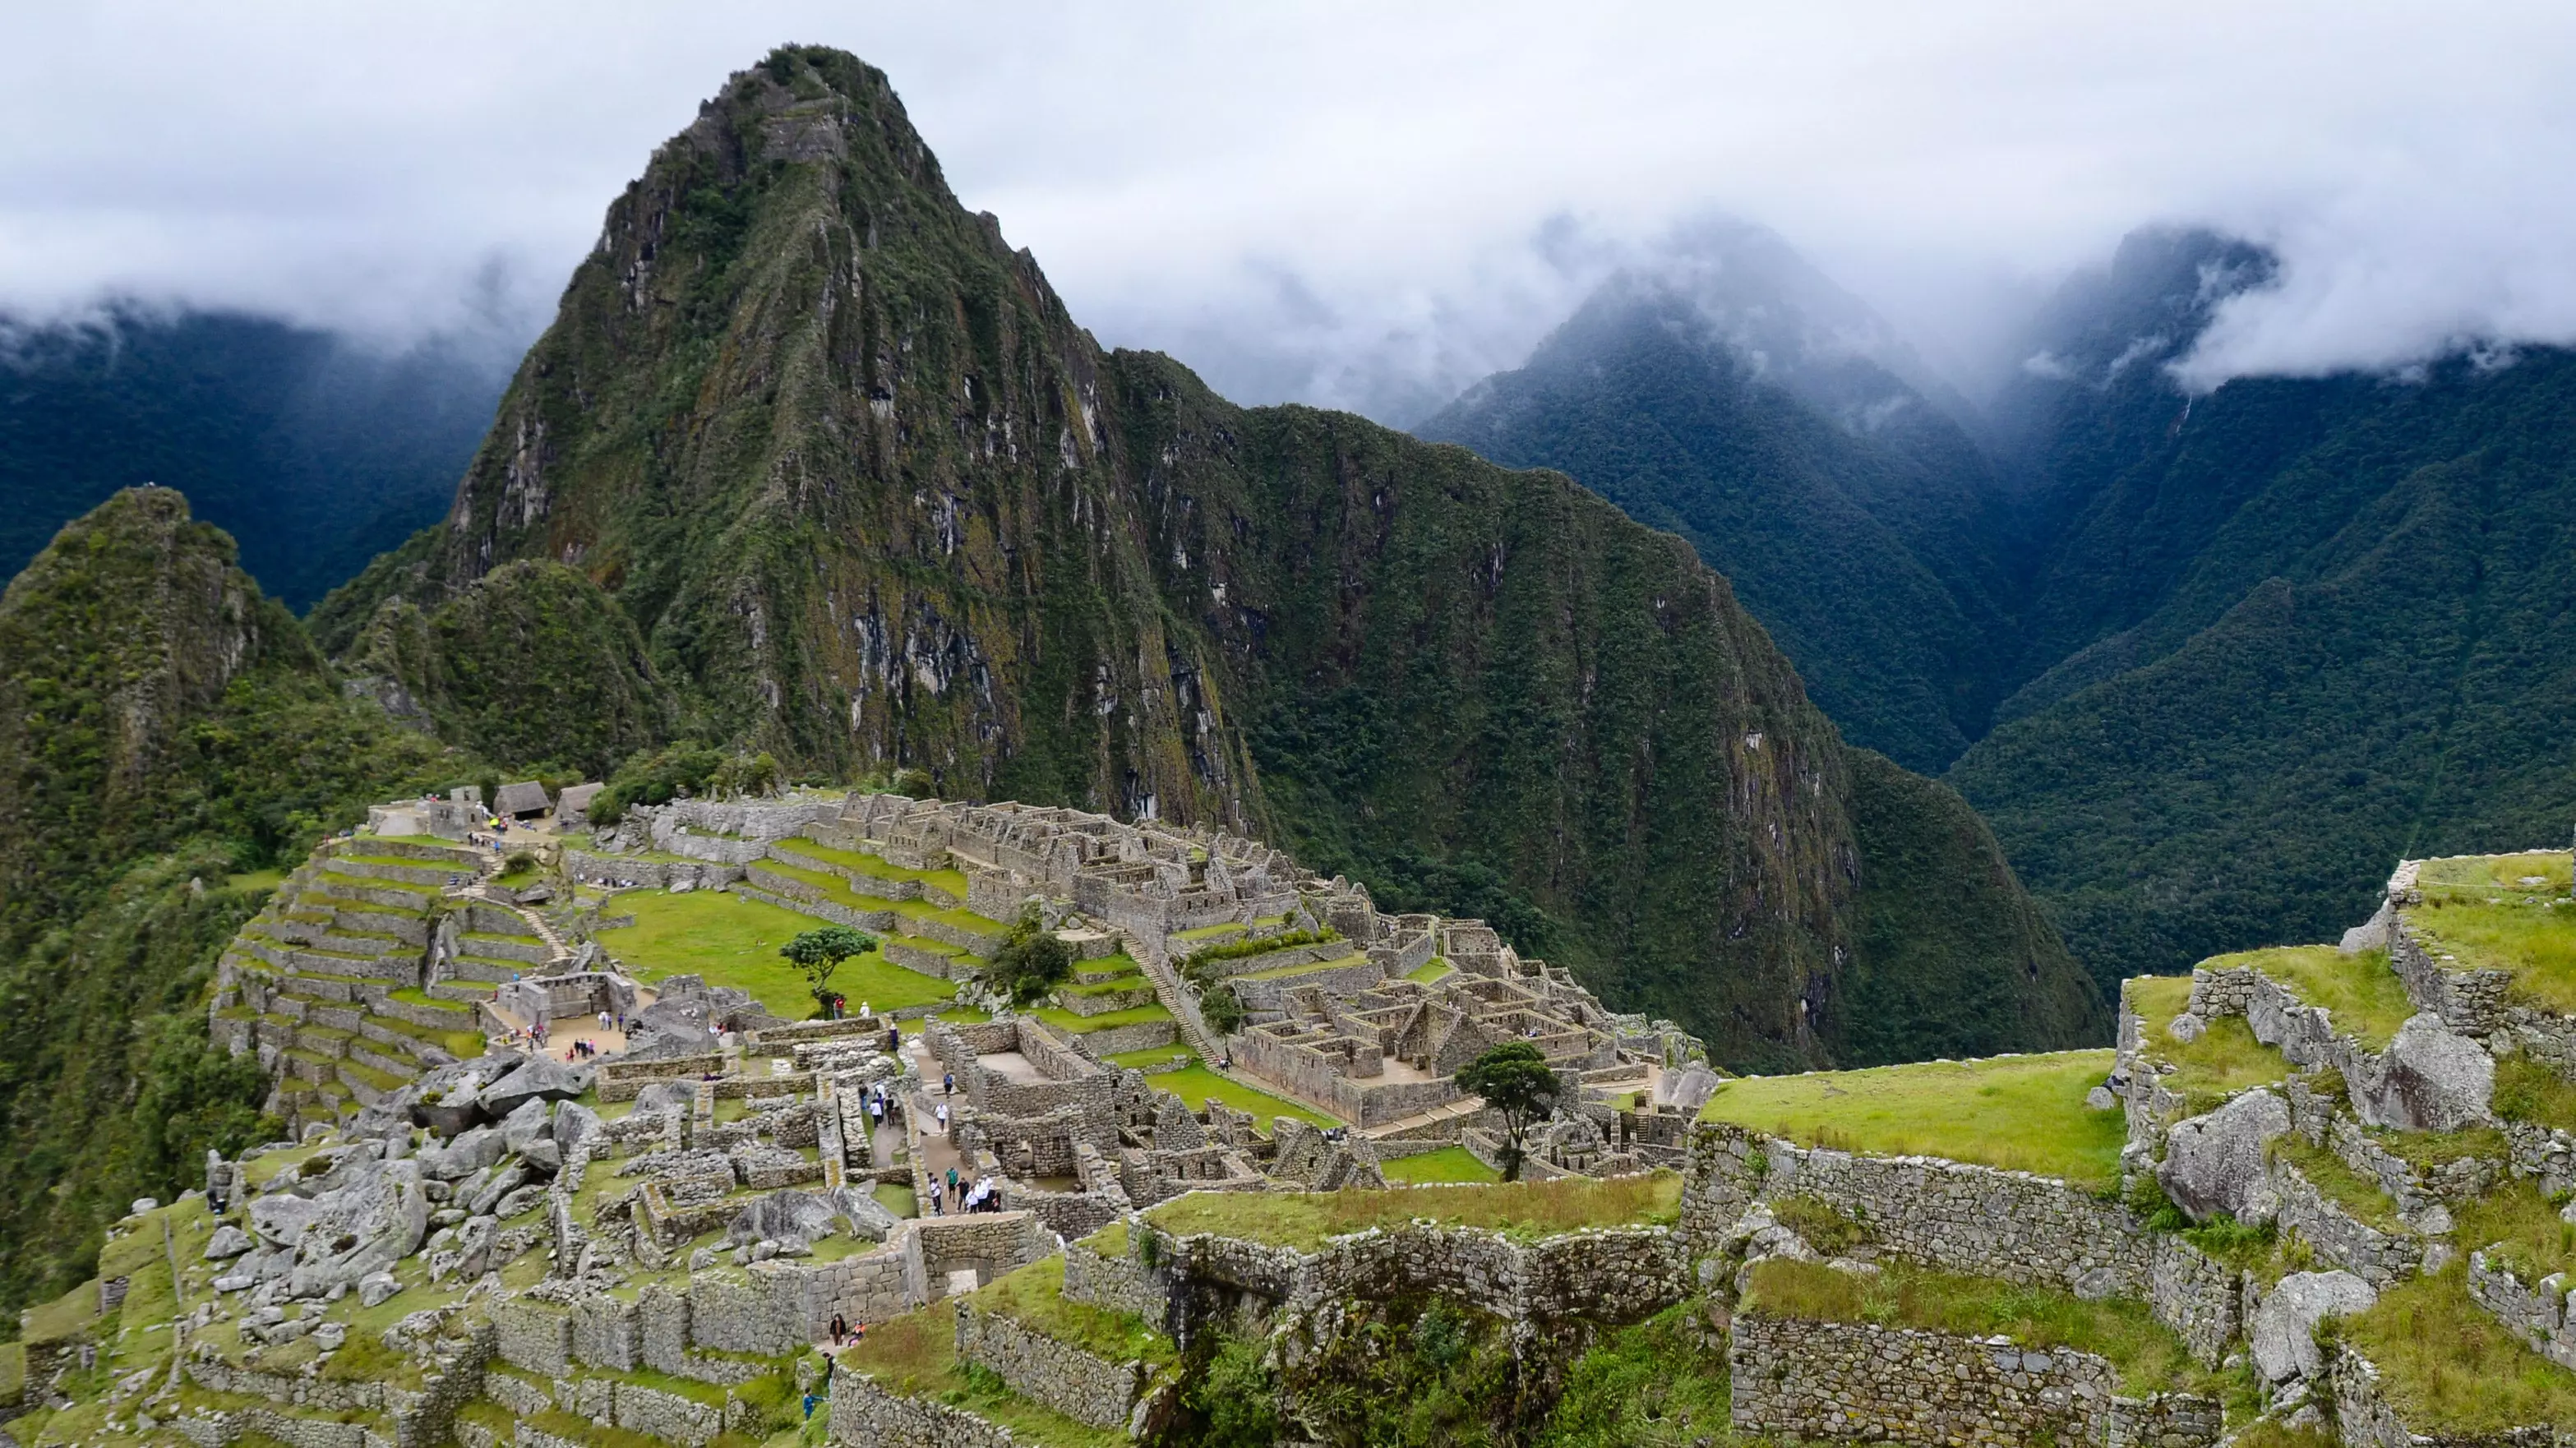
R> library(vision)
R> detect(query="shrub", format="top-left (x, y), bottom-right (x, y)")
top-left (986, 906), bottom-right (1074, 1005)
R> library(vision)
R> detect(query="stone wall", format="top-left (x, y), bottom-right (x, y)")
top-left (954, 1298), bottom-right (1152, 1431)
top-left (1729, 1313), bottom-right (2221, 1448)
top-left (826, 1371), bottom-right (1017, 1448)
top-left (1062, 1234), bottom-right (1158, 1321)
top-left (2269, 1160), bottom-right (2424, 1287)
top-left (2389, 917), bottom-right (2514, 1037)
top-left (2468, 1248), bottom-right (2576, 1372)
top-left (562, 848), bottom-right (744, 892)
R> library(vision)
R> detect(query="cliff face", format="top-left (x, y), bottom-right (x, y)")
top-left (315, 46), bottom-right (2099, 1067)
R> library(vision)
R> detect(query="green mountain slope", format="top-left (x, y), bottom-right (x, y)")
top-left (0, 488), bottom-right (465, 1312)
top-left (1953, 230), bottom-right (2576, 990)
top-left (0, 307), bottom-right (510, 609)
top-left (313, 45), bottom-right (2101, 1070)
top-left (1416, 270), bottom-right (2025, 772)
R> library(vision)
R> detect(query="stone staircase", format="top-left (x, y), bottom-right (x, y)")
top-left (1132, 934), bottom-right (1226, 1064)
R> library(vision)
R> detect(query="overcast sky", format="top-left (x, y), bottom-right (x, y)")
top-left (4, 2), bottom-right (2573, 420)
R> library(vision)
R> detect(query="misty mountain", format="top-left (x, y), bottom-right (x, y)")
top-left (1952, 228), bottom-right (2576, 993)
top-left (310, 44), bottom-right (2099, 1072)
top-left (0, 306), bottom-right (515, 608)
top-left (1416, 229), bottom-right (2028, 772)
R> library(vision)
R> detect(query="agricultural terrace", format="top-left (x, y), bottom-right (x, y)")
top-left (2390, 860), bottom-right (2576, 1010)
top-left (1697, 1049), bottom-right (2124, 1190)
top-left (597, 888), bottom-right (956, 1019)
top-left (1142, 1170), bottom-right (1681, 1252)
top-left (2203, 944), bottom-right (2417, 1049)
top-left (2125, 975), bottom-right (2287, 1114)
top-left (1741, 1257), bottom-right (2214, 1397)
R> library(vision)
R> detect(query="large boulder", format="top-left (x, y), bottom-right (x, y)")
top-left (727, 1190), bottom-right (839, 1250)
top-left (553, 1101), bottom-right (602, 1163)
top-left (480, 1057), bottom-right (593, 1118)
top-left (828, 1185), bottom-right (902, 1243)
top-left (202, 1224), bottom-right (255, 1261)
top-left (417, 1125), bottom-right (505, 1182)
top-left (2251, 1271), bottom-right (2377, 1381)
top-left (2351, 1015), bottom-right (2494, 1132)
top-left (284, 1159), bottom-right (430, 1298)
top-left (501, 1097), bottom-right (555, 1156)
top-left (631, 1081), bottom-right (695, 1116)
top-left (2158, 1088), bottom-right (2291, 1224)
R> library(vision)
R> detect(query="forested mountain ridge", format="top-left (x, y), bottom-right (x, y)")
top-left (0, 487), bottom-right (464, 1315)
top-left (0, 307), bottom-right (510, 608)
top-left (1950, 231), bottom-right (2576, 994)
top-left (1416, 254), bottom-right (2027, 773)
top-left (309, 45), bottom-right (2103, 1072)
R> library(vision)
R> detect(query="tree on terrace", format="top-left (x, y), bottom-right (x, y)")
top-left (780, 925), bottom-right (876, 1017)
top-left (1456, 1042), bottom-right (1563, 1182)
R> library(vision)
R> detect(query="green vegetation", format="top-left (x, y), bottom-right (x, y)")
top-left (2126, 975), bottom-right (2287, 1112)
top-left (773, 837), bottom-right (970, 902)
top-left (1027, 1003), bottom-right (1175, 1035)
top-left (986, 906), bottom-right (1075, 1005)
top-left (2213, 944), bottom-right (2416, 1049)
top-left (1535, 1298), bottom-right (1732, 1448)
top-left (2494, 1055), bottom-right (2576, 1131)
top-left (1178, 927), bottom-right (1340, 977)
top-left (2269, 1137), bottom-right (2403, 1231)
top-left (598, 890), bottom-right (950, 1018)
top-left (1380, 1146), bottom-right (1503, 1185)
top-left (1457, 1042), bottom-right (1563, 1181)
top-left (2454, 1178), bottom-right (2576, 1284)
top-left (1742, 1257), bottom-right (2209, 1395)
top-left (1142, 1065), bottom-right (1337, 1132)
top-left (2405, 897), bottom-right (2576, 1014)
top-left (2416, 850), bottom-right (2573, 899)
top-left (779, 924), bottom-right (878, 1013)
top-left (2340, 1264), bottom-right (2576, 1434)
top-left (967, 1256), bottom-right (1173, 1367)
top-left (838, 1303), bottom-right (1124, 1448)
top-left (1145, 1170), bottom-right (1680, 1252)
top-left (1698, 1049), bottom-right (2125, 1189)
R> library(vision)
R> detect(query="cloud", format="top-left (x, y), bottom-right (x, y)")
top-left (2, 2), bottom-right (2574, 417)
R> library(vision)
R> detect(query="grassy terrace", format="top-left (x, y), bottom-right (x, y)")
top-left (1145, 1170), bottom-right (1679, 1252)
top-left (2495, 1056), bottom-right (2576, 1132)
top-left (2269, 1136), bottom-right (2402, 1230)
top-left (2126, 976), bottom-right (2287, 1114)
top-left (2458, 1178), bottom-right (2576, 1284)
top-left (1239, 951), bottom-right (1373, 981)
top-left (2343, 1264), bottom-right (2576, 1435)
top-left (2415, 850), bottom-right (2573, 899)
top-left (2405, 892), bottom-right (2576, 1014)
top-left (1741, 1257), bottom-right (2211, 1396)
top-left (970, 1255), bottom-right (1175, 1366)
top-left (1380, 1146), bottom-right (1502, 1184)
top-left (598, 889), bottom-right (955, 1019)
top-left (2209, 944), bottom-right (2417, 1049)
top-left (1697, 1050), bottom-right (2125, 1190)
top-left (840, 1302), bottom-right (1124, 1448)
top-left (773, 836), bottom-right (972, 902)
top-left (759, 857), bottom-right (1006, 939)
top-left (1029, 1002), bottom-right (1173, 1035)
top-left (1147, 1063), bottom-right (1338, 1132)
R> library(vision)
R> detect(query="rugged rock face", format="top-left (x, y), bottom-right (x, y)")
top-left (304, 47), bottom-right (2099, 1069)
top-left (2158, 1087), bottom-right (2291, 1223)
top-left (2250, 1270), bottom-right (2376, 1383)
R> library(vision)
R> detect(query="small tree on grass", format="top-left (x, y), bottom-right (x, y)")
top-left (1200, 980), bottom-right (1247, 1036)
top-left (987, 905), bottom-right (1075, 1005)
top-left (781, 925), bottom-right (876, 1017)
top-left (1456, 1041), bottom-right (1562, 1182)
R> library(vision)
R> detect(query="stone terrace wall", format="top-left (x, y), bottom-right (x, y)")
top-left (1062, 1234), bottom-right (1158, 1321)
top-left (2389, 917), bottom-right (2514, 1037)
top-left (1729, 1314), bottom-right (2222, 1448)
top-left (827, 1371), bottom-right (1016, 1448)
top-left (1139, 1217), bottom-right (1692, 1332)
top-left (954, 1298), bottom-right (1153, 1431)
top-left (1689, 1123), bottom-right (2154, 1295)
top-left (2468, 1249), bottom-right (2576, 1372)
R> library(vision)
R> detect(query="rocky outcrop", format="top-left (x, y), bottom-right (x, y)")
top-left (2158, 1089), bottom-right (2290, 1223)
top-left (2249, 1270), bottom-right (2376, 1384)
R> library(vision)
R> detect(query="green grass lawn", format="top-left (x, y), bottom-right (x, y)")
top-left (2209, 944), bottom-right (2417, 1049)
top-left (224, 867), bottom-right (287, 893)
top-left (1741, 1257), bottom-right (2209, 1396)
top-left (2495, 1056), bottom-right (2576, 1132)
top-left (1029, 1003), bottom-right (1174, 1035)
top-left (2269, 1136), bottom-right (2403, 1230)
top-left (1380, 1146), bottom-right (1501, 1184)
top-left (2416, 850), bottom-right (2573, 900)
top-left (598, 889), bottom-right (954, 1018)
top-left (1151, 1063), bottom-right (1339, 1132)
top-left (762, 858), bottom-right (1007, 939)
top-left (839, 1303), bottom-right (1125, 1448)
top-left (2126, 976), bottom-right (2287, 1113)
top-left (2456, 1178), bottom-right (2576, 1284)
top-left (969, 1256), bottom-right (1175, 1366)
top-left (774, 836), bottom-right (972, 902)
top-left (1146, 1171), bottom-right (1679, 1252)
top-left (1102, 1045), bottom-right (1192, 1072)
top-left (1698, 1049), bottom-right (2124, 1189)
top-left (2405, 897), bottom-right (2576, 1014)
top-left (2342, 1264), bottom-right (2576, 1435)
top-left (1405, 957), bottom-right (1454, 984)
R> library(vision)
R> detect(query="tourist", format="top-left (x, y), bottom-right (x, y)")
top-left (945, 1166), bottom-right (958, 1202)
top-left (859, 1000), bottom-right (870, 1021)
top-left (598, 1010), bottom-right (612, 1032)
top-left (934, 1100), bottom-right (948, 1130)
top-left (942, 1072), bottom-right (953, 1096)
top-left (829, 1312), bottom-right (849, 1347)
